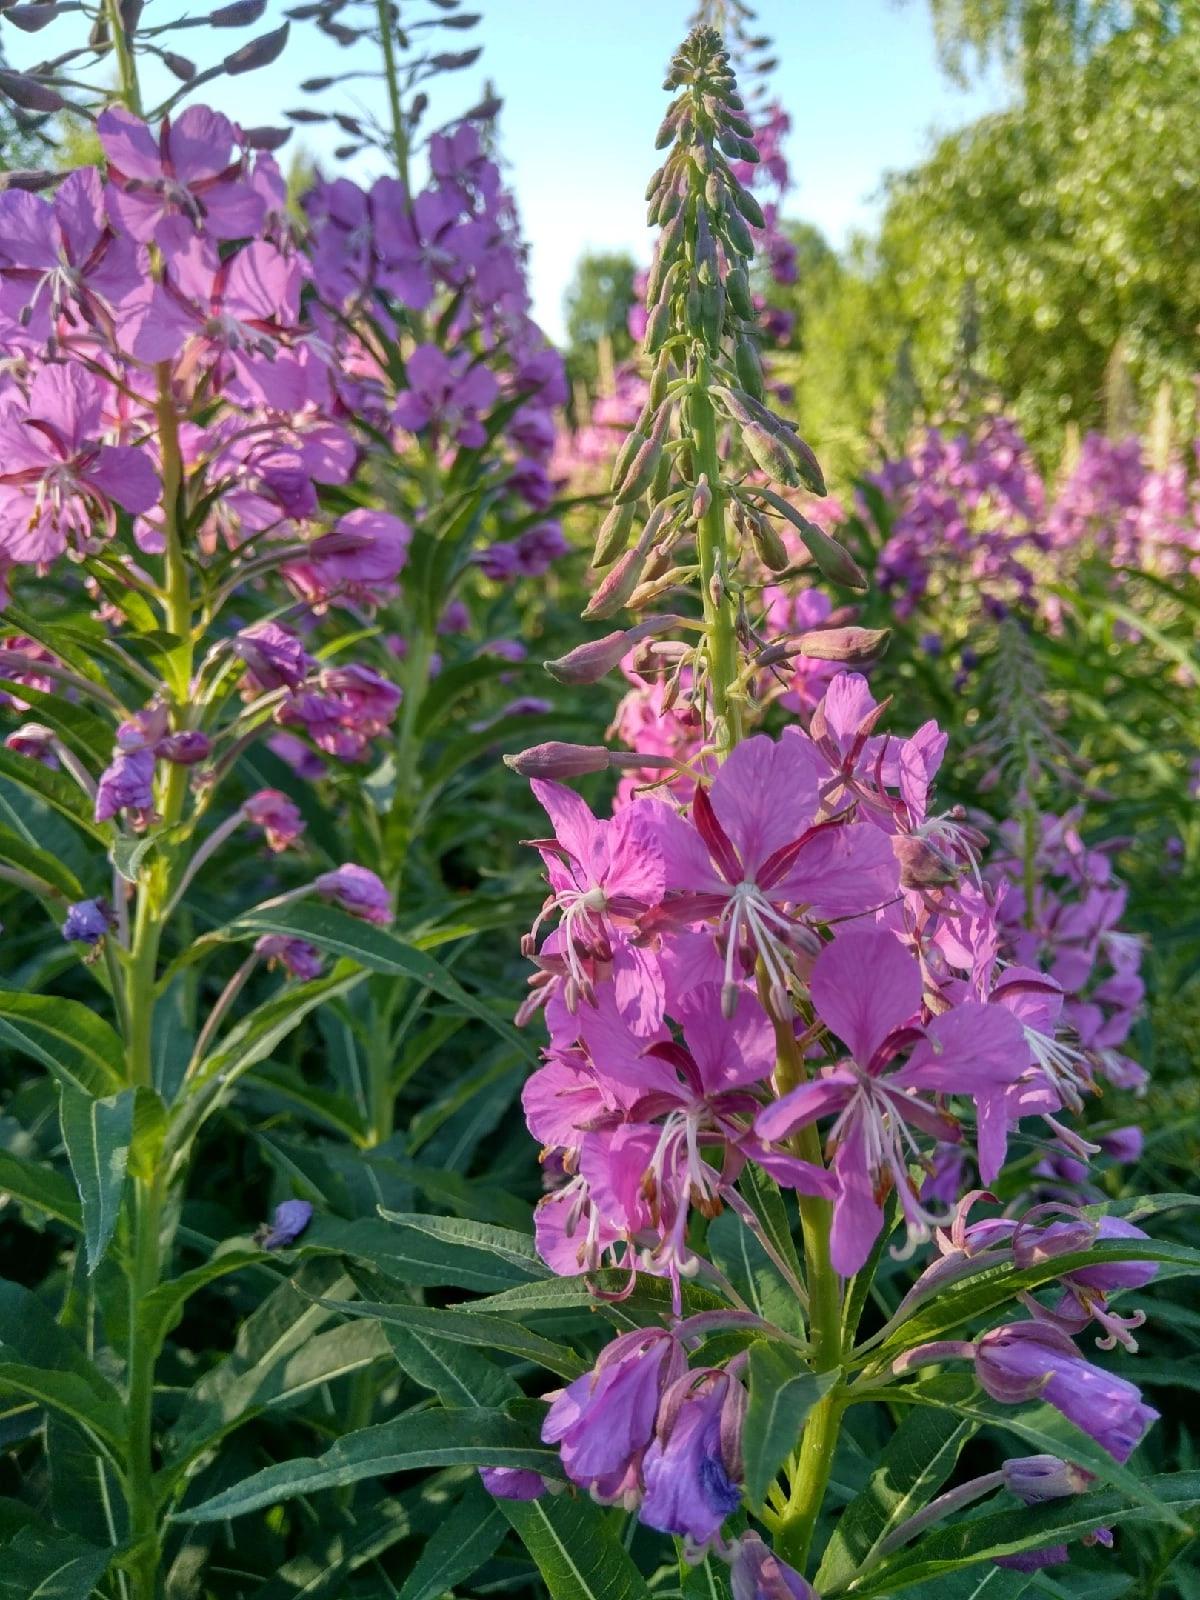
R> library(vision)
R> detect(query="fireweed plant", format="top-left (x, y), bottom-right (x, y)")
top-left (0, 1), bottom-right (583, 1596)
top-left (475, 26), bottom-right (1200, 1599)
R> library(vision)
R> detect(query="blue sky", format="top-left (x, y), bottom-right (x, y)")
top-left (5, 0), bottom-right (1008, 339)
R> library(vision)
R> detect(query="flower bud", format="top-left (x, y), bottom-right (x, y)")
top-left (735, 336), bottom-right (765, 401)
top-left (793, 626), bottom-right (890, 664)
top-left (742, 421), bottom-right (802, 487)
top-left (584, 544), bottom-right (647, 618)
top-left (503, 743), bottom-right (612, 779)
top-left (157, 730), bottom-right (212, 765)
top-left (748, 511), bottom-right (790, 571)
top-left (591, 500), bottom-right (637, 568)
top-left (732, 183), bottom-right (766, 229)
top-left (544, 615), bottom-right (682, 685)
top-left (1001, 1456), bottom-right (1092, 1505)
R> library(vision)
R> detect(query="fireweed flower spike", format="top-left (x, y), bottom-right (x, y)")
top-left (479, 16), bottom-right (1166, 1594)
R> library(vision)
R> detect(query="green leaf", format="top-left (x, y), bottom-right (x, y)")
top-left (377, 1211), bottom-right (545, 1278)
top-left (870, 1237), bottom-right (1200, 1361)
top-left (324, 1297), bottom-right (586, 1379)
top-left (743, 1344), bottom-right (839, 1507)
top-left (175, 1409), bottom-right (564, 1523)
top-left (177, 967), bottom-right (364, 1136)
top-left (58, 1086), bottom-right (134, 1273)
top-left (0, 750), bottom-right (108, 842)
top-left (164, 1318), bottom-right (390, 1479)
top-left (499, 1493), bottom-right (655, 1600)
top-left (397, 1478), bottom-right (508, 1600)
top-left (816, 1407), bottom-right (976, 1591)
top-left (0, 677), bottom-right (113, 767)
top-left (0, 1522), bottom-right (112, 1599)
top-left (706, 1207), bottom-right (804, 1337)
top-left (0, 1150), bottom-right (81, 1230)
top-left (384, 1323), bottom-right (518, 1408)
top-left (46, 1416), bottom-right (128, 1548)
top-left (847, 1471), bottom-right (1200, 1597)
top-left (682, 1554), bottom-right (734, 1600)
top-left (888, 1375), bottom-right (1188, 1532)
top-left (294, 1214), bottom-right (547, 1295)
top-left (0, 992), bottom-right (125, 1097)
top-left (0, 823), bottom-right (85, 901)
top-left (0, 1280), bottom-right (125, 1445)
top-left (138, 1248), bottom-right (274, 1353)
top-left (226, 902), bottom-right (536, 1061)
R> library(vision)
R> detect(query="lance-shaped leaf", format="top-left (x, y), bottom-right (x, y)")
top-left (500, 1494), bottom-right (656, 1600)
top-left (845, 1471), bottom-right (1200, 1597)
top-left (324, 1297), bottom-right (586, 1379)
top-left (175, 1408), bottom-right (563, 1522)
top-left (817, 1406), bottom-right (976, 1591)
top-left (0, 992), bottom-right (125, 1097)
top-left (226, 902), bottom-right (535, 1061)
top-left (0, 1280), bottom-right (125, 1445)
top-left (0, 1522), bottom-right (112, 1599)
top-left (0, 1149), bottom-right (82, 1230)
top-left (398, 1478), bottom-right (508, 1600)
top-left (743, 1343), bottom-right (839, 1507)
top-left (58, 1085), bottom-right (135, 1272)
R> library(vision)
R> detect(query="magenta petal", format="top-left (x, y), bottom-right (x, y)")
top-left (829, 1124), bottom-right (885, 1276)
top-left (679, 985), bottom-right (775, 1093)
top-left (90, 446), bottom-right (160, 516)
top-left (900, 1001), bottom-right (1028, 1094)
top-left (756, 1072), bottom-right (851, 1143)
top-left (708, 734), bottom-right (819, 872)
top-left (809, 928), bottom-right (922, 1067)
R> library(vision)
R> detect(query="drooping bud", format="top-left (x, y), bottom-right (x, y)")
top-left (544, 615), bottom-right (682, 685)
top-left (504, 743), bottom-right (612, 779)
top-left (792, 626), bottom-right (890, 664)
top-left (591, 500), bottom-right (637, 569)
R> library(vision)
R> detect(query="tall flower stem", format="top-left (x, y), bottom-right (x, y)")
top-left (119, 366), bottom-right (194, 1600)
top-left (374, 0), bottom-right (410, 194)
top-left (769, 997), bottom-right (843, 1571)
top-left (104, 0), bottom-right (143, 115)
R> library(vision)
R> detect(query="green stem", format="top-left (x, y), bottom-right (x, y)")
top-left (374, 0), bottom-right (409, 191)
top-left (118, 369), bottom-right (192, 1600)
top-left (125, 1174), bottom-right (164, 1600)
top-left (769, 1004), bottom-right (843, 1572)
top-left (104, 0), bottom-right (142, 114)
top-left (690, 366), bottom-right (741, 755)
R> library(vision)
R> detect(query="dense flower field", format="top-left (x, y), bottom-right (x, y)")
top-left (1, 2), bottom-right (1198, 1598)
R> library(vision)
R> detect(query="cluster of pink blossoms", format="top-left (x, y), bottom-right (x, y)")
top-left (490, 669), bottom-right (1157, 1551)
top-left (1047, 431), bottom-right (1200, 580)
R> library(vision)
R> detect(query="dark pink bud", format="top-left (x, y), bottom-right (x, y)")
top-left (504, 743), bottom-right (611, 779)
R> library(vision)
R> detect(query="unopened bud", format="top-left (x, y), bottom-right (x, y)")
top-left (504, 742), bottom-right (611, 779)
top-left (749, 512), bottom-right (790, 571)
top-left (583, 545), bottom-right (646, 619)
top-left (735, 336), bottom-right (765, 401)
top-left (0, 69), bottom-right (68, 112)
top-left (742, 421), bottom-right (802, 487)
top-left (628, 567), bottom-right (692, 609)
top-left (891, 834), bottom-right (960, 890)
top-left (224, 20), bottom-right (290, 73)
top-left (1001, 1457), bottom-right (1092, 1505)
top-left (545, 615), bottom-right (681, 685)
top-left (643, 297), bottom-right (673, 356)
top-left (157, 730), bottom-right (212, 765)
top-left (691, 475), bottom-right (712, 522)
top-left (793, 626), bottom-right (890, 664)
top-left (592, 500), bottom-right (636, 568)
top-left (732, 183), bottom-right (766, 230)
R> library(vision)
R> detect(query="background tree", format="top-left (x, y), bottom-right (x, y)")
top-left (562, 248), bottom-right (638, 393)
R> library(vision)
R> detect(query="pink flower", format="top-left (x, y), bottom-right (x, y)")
top-left (284, 508), bottom-right (410, 608)
top-left (243, 789), bottom-right (305, 852)
top-left (314, 864), bottom-right (392, 925)
top-left (98, 105), bottom-right (266, 243)
top-left (757, 928), bottom-right (1027, 1274)
top-left (0, 364), bottom-right (159, 567)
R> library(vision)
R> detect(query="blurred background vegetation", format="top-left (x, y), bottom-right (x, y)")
top-left (559, 0), bottom-right (1200, 478)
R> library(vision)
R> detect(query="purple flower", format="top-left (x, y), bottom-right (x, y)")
top-left (257, 1198), bottom-right (313, 1250)
top-left (394, 344), bottom-right (499, 449)
top-left (640, 1367), bottom-right (746, 1544)
top-left (63, 899), bottom-right (114, 945)
top-left (995, 1456), bottom-right (1107, 1574)
top-left (314, 864), bottom-right (392, 925)
top-left (95, 746), bottom-right (156, 824)
top-left (255, 935), bottom-right (323, 980)
top-left (729, 1534), bottom-right (817, 1600)
top-left (234, 622), bottom-right (314, 694)
top-left (157, 730), bottom-right (211, 766)
top-left (285, 509), bottom-right (411, 608)
top-left (478, 1467), bottom-right (548, 1501)
top-left (0, 364), bottom-right (159, 568)
top-left (976, 1322), bottom-right (1158, 1462)
top-left (99, 105), bottom-right (265, 243)
top-left (542, 1328), bottom-right (684, 1502)
top-left (0, 168), bottom-right (143, 348)
top-left (243, 790), bottom-right (305, 853)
